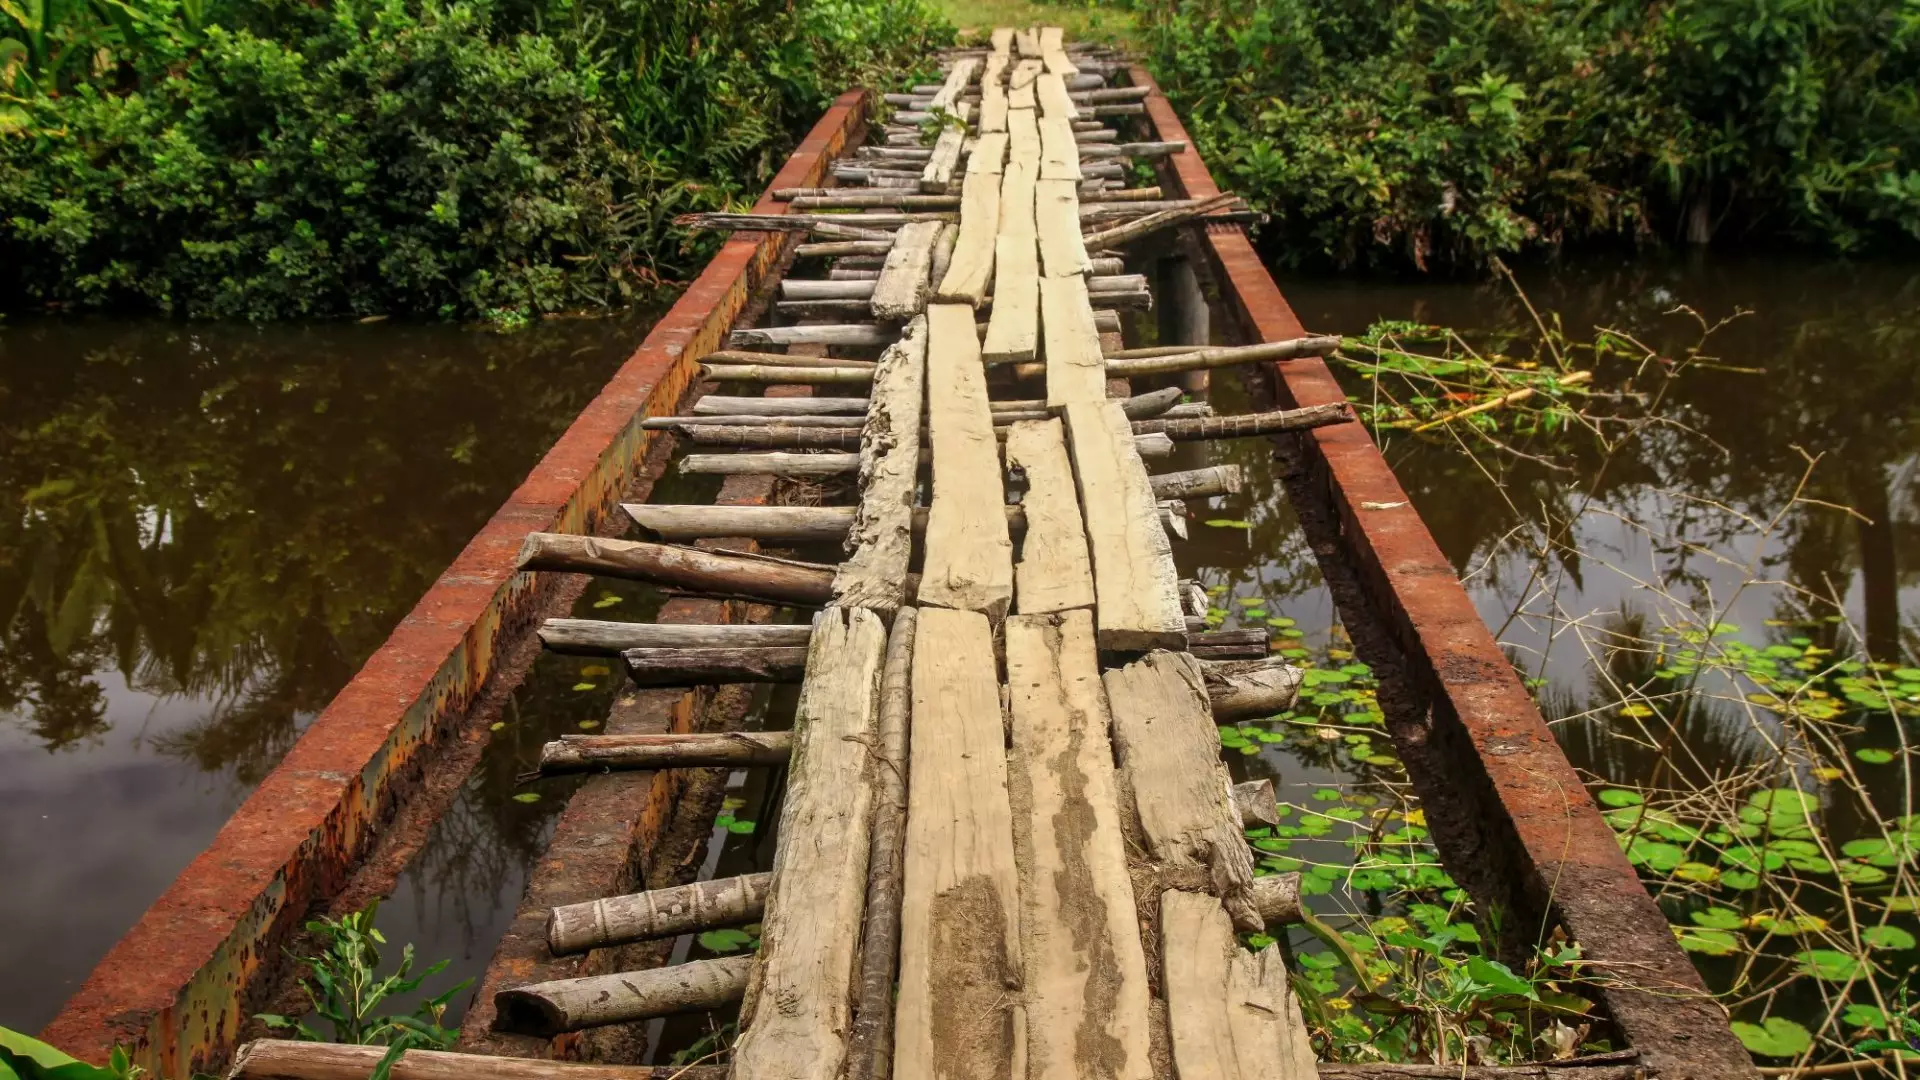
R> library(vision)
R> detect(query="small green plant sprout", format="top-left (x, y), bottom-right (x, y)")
top-left (255, 901), bottom-right (470, 1080)
top-left (0, 1028), bottom-right (140, 1080)
top-left (915, 103), bottom-right (966, 145)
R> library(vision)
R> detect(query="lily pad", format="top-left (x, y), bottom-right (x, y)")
top-left (1861, 925), bottom-right (1915, 950)
top-left (1731, 1017), bottom-right (1813, 1058)
top-left (1597, 788), bottom-right (1645, 808)
top-left (1674, 927), bottom-right (1740, 956)
top-left (1856, 747), bottom-right (1896, 764)
top-left (1690, 906), bottom-right (1745, 930)
top-left (1793, 948), bottom-right (1866, 981)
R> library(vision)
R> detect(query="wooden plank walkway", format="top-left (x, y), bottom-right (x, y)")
top-left (233, 25), bottom-right (1356, 1080)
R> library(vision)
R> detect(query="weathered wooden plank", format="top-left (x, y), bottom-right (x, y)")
top-left (1036, 178), bottom-right (1092, 278)
top-left (1161, 890), bottom-right (1317, 1080)
top-left (1005, 610), bottom-right (1153, 1080)
top-left (967, 131), bottom-right (1009, 176)
top-left (833, 315), bottom-right (927, 615)
top-left (1004, 419), bottom-right (1094, 615)
top-left (1060, 401), bottom-right (1186, 649)
top-left (1039, 274), bottom-right (1106, 408)
top-left (935, 153), bottom-right (1004, 305)
top-left (921, 101), bottom-right (972, 193)
top-left (731, 606), bottom-right (888, 1080)
top-left (919, 304), bottom-right (1014, 619)
top-left (928, 56), bottom-right (978, 111)
top-left (871, 221), bottom-right (943, 320)
top-left (1036, 71), bottom-right (1079, 121)
top-left (990, 26), bottom-right (1014, 56)
top-left (1015, 29), bottom-right (1042, 59)
top-left (679, 452), bottom-right (861, 477)
top-left (1037, 114), bottom-right (1083, 181)
top-left (982, 157), bottom-right (1039, 364)
top-left (729, 324), bottom-right (891, 348)
top-left (980, 54), bottom-right (1010, 134)
top-left (539, 618), bottom-right (812, 654)
top-left (895, 607), bottom-right (1023, 1080)
top-left (1107, 651), bottom-right (1262, 930)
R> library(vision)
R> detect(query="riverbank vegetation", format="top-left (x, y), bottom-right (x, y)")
top-left (1140, 0), bottom-right (1920, 270)
top-left (0, 0), bottom-right (949, 319)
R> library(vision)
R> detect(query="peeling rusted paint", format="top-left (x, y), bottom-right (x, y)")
top-left (42, 90), bottom-right (869, 1080)
top-left (1131, 66), bottom-right (1755, 1080)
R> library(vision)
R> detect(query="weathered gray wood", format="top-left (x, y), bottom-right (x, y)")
top-left (872, 220), bottom-right (944, 319)
top-left (492, 956), bottom-right (750, 1036)
top-left (623, 503), bottom-right (851, 540)
top-left (729, 323), bottom-right (893, 348)
top-left (783, 278), bottom-right (882, 300)
top-left (1036, 70), bottom-right (1078, 120)
top-left (1107, 652), bottom-right (1262, 931)
top-left (844, 607), bottom-right (919, 1080)
top-left (705, 349), bottom-right (878, 368)
top-left (934, 167), bottom-right (1001, 305)
top-left (1253, 872), bottom-right (1303, 926)
top-left (1037, 113), bottom-right (1082, 181)
top-left (692, 395), bottom-right (869, 416)
top-left (1005, 419), bottom-right (1094, 615)
top-left (895, 607), bottom-right (1021, 1080)
top-left (732, 606), bottom-right (887, 1080)
top-left (1036, 178), bottom-right (1092, 278)
top-left (537, 731), bottom-right (793, 775)
top-left (1005, 610), bottom-right (1153, 1080)
top-left (621, 646), bottom-right (807, 687)
top-left (1150, 465), bottom-right (1244, 500)
top-left (1161, 890), bottom-right (1316, 1080)
top-left (1040, 273), bottom-right (1106, 407)
top-left (1232, 779), bottom-right (1280, 829)
top-left (1118, 385), bottom-right (1184, 419)
top-left (679, 451), bottom-right (861, 477)
top-left (516, 533), bottom-right (834, 606)
top-left (1133, 403), bottom-right (1352, 441)
top-left (928, 222), bottom-right (959, 299)
top-left (1061, 402), bottom-right (1187, 650)
top-left (700, 364), bottom-right (876, 385)
top-left (796, 240), bottom-right (895, 258)
top-left (681, 212), bottom-right (898, 238)
top-left (1103, 335), bottom-right (1342, 377)
top-left (919, 304), bottom-right (1014, 619)
top-left (1072, 85), bottom-right (1151, 104)
top-left (548, 874), bottom-right (770, 955)
top-left (539, 617), bottom-right (811, 655)
top-left (227, 1042), bottom-right (729, 1080)
top-left (928, 56), bottom-right (978, 111)
top-left (787, 193), bottom-right (962, 210)
top-left (1080, 191), bottom-right (1230, 249)
top-left (979, 54), bottom-right (1010, 133)
top-left (983, 139), bottom-right (1039, 363)
top-left (1205, 657), bottom-right (1305, 721)
top-left (1077, 140), bottom-right (1188, 159)
top-left (920, 102), bottom-right (972, 193)
top-left (834, 314), bottom-right (927, 615)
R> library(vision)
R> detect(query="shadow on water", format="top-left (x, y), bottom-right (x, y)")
top-left (0, 311), bottom-right (656, 1031)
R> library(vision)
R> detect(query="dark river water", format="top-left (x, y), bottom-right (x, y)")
top-left (3, 251), bottom-right (1916, 1058)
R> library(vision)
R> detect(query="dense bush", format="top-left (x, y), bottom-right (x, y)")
top-left (0, 0), bottom-right (950, 318)
top-left (1139, 0), bottom-right (1920, 270)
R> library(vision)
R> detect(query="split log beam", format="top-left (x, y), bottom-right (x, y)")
top-left (832, 314), bottom-right (927, 615)
top-left (1005, 419), bottom-right (1094, 615)
top-left (678, 451), bottom-right (862, 476)
top-left (538, 617), bottom-right (812, 654)
top-left (1161, 890), bottom-right (1317, 1080)
top-left (700, 365), bottom-right (876, 385)
top-left (227, 1042), bottom-right (730, 1080)
top-left (1150, 464), bottom-right (1244, 500)
top-left (871, 220), bottom-right (943, 320)
top-left (918, 304), bottom-right (1014, 619)
top-left (1039, 273), bottom-right (1106, 407)
top-left (492, 956), bottom-right (750, 1036)
top-left (1134, 403), bottom-right (1353, 441)
top-left (934, 155), bottom-right (1003, 305)
top-left (1036, 177), bottom-right (1092, 278)
top-left (1107, 651), bottom-right (1263, 930)
top-left (621, 646), bottom-right (807, 687)
top-left (1103, 335), bottom-right (1341, 377)
top-left (984, 132), bottom-right (1039, 363)
top-left (538, 731), bottom-right (793, 775)
top-left (516, 533), bottom-right (834, 606)
top-left (1205, 657), bottom-right (1305, 721)
top-left (1062, 401), bottom-right (1187, 650)
top-left (1080, 191), bottom-right (1232, 250)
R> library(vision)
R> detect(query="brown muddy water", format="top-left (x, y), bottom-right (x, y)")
top-left (3, 251), bottom-right (1916, 1059)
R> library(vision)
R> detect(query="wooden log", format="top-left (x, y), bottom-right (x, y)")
top-left (856, 146), bottom-right (935, 162)
top-left (1119, 384), bottom-right (1183, 418)
top-left (700, 365), bottom-right (876, 385)
top-left (895, 607), bottom-right (1022, 1079)
top-left (538, 617), bottom-right (811, 655)
top-left (652, 414), bottom-right (869, 430)
top-left (728, 323), bottom-right (893, 348)
top-left (921, 102), bottom-right (971, 193)
top-left (1072, 85), bottom-right (1151, 103)
top-left (1078, 141), bottom-right (1187, 160)
top-left (1253, 872), bottom-right (1303, 925)
top-left (871, 220), bottom-right (942, 320)
top-left (1186, 627), bottom-right (1269, 661)
top-left (680, 212), bottom-right (894, 240)
top-left (1075, 129), bottom-right (1118, 144)
top-left (843, 607), bottom-right (919, 1080)
top-left (1005, 610), bottom-right (1154, 1080)
top-left (1233, 778), bottom-right (1281, 830)
top-left (516, 533), bottom-right (834, 606)
top-left (732, 606), bottom-right (887, 1080)
top-left (492, 955), bottom-right (750, 1036)
top-left (1088, 255), bottom-right (1126, 275)
top-left (619, 646), bottom-right (808, 687)
top-left (796, 240), bottom-right (895, 258)
top-left (1040, 274), bottom-right (1107, 407)
top-left (1107, 652), bottom-right (1263, 930)
top-left (787, 193), bottom-right (962, 210)
top-left (828, 267), bottom-right (882, 279)
top-left (1080, 191), bottom-right (1233, 250)
top-left (834, 314), bottom-right (927, 615)
top-left (692, 394), bottom-right (869, 416)
top-left (934, 167), bottom-right (1001, 305)
top-left (1150, 464), bottom-right (1244, 500)
top-left (984, 140), bottom-right (1039, 363)
top-left (227, 1042), bottom-right (729, 1080)
top-left (919, 304), bottom-right (1014, 619)
top-left (705, 349), bottom-right (878, 368)
top-left (679, 451), bottom-right (862, 477)
top-left (783, 278), bottom-right (882, 300)
top-left (538, 731), bottom-right (794, 775)
top-left (777, 298), bottom-right (890, 317)
top-left (928, 221), bottom-right (959, 299)
top-left (1005, 419), bottom-right (1094, 615)
top-left (1090, 103), bottom-right (1146, 117)
top-left (1103, 335), bottom-right (1342, 377)
top-left (928, 56), bottom-right (978, 111)
top-left (1205, 657), bottom-right (1305, 721)
top-left (1036, 177), bottom-right (1092, 278)
top-left (1135, 403), bottom-right (1353, 441)
top-left (549, 874), bottom-right (770, 955)
top-left (1161, 891), bottom-right (1316, 1080)
top-left (1062, 401), bottom-right (1187, 650)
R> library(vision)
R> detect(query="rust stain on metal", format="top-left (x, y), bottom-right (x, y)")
top-left (42, 90), bottom-right (869, 1080)
top-left (1131, 65), bottom-right (1753, 1080)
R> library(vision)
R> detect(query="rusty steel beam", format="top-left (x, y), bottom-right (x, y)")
top-left (41, 91), bottom-right (872, 1079)
top-left (1130, 65), bottom-right (1753, 1080)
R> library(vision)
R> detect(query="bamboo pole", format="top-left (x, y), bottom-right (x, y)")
top-left (539, 618), bottom-right (812, 654)
top-left (226, 1042), bottom-right (730, 1080)
top-left (621, 646), bottom-right (809, 687)
top-left (700, 364), bottom-right (877, 385)
top-left (1102, 336), bottom-right (1342, 377)
top-left (1132, 403), bottom-right (1353, 441)
top-left (548, 874), bottom-right (771, 955)
top-left (1080, 191), bottom-right (1235, 249)
top-left (538, 731), bottom-right (794, 775)
top-left (516, 533), bottom-right (836, 606)
top-left (491, 956), bottom-right (751, 1036)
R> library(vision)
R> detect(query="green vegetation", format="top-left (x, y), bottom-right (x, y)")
top-left (257, 902), bottom-right (469, 1080)
top-left (0, 0), bottom-right (950, 320)
top-left (0, 1029), bottom-right (139, 1080)
top-left (1140, 0), bottom-right (1920, 269)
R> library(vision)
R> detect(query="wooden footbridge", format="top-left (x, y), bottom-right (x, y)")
top-left (47, 26), bottom-right (1759, 1080)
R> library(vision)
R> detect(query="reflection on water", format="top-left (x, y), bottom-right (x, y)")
top-left (0, 314), bottom-right (648, 1031)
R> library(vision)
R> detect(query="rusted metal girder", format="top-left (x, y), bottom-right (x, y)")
top-left (1131, 65), bottom-right (1755, 1080)
top-left (41, 90), bottom-right (872, 1080)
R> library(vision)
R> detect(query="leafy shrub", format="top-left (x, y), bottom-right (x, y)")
top-left (1139, 0), bottom-right (1920, 270)
top-left (0, 0), bottom-right (951, 318)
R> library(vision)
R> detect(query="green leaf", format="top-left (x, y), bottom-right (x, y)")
top-left (1731, 1017), bottom-right (1813, 1058)
top-left (1675, 927), bottom-right (1740, 956)
top-left (1465, 956), bottom-right (1534, 998)
top-left (726, 819), bottom-right (757, 834)
top-left (511, 792), bottom-right (541, 803)
top-left (1596, 788), bottom-right (1644, 807)
top-left (697, 928), bottom-right (754, 953)
top-left (1691, 906), bottom-right (1745, 929)
top-left (1204, 519), bottom-right (1251, 529)
top-left (1793, 948), bottom-right (1866, 981)
top-left (1856, 747), bottom-right (1895, 764)
top-left (1843, 1003), bottom-right (1889, 1029)
top-left (1861, 925), bottom-right (1915, 950)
